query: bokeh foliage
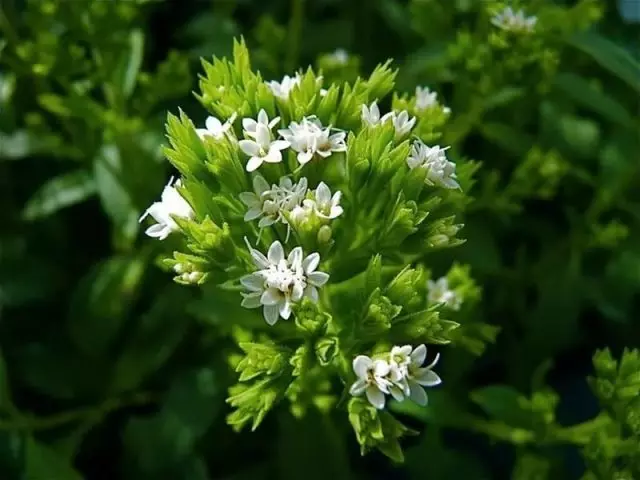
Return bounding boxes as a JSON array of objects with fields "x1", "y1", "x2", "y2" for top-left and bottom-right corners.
[{"x1": 0, "y1": 0, "x2": 638, "y2": 478}]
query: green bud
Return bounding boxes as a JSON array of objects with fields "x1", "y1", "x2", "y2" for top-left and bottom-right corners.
[
  {"x1": 361, "y1": 289, "x2": 401, "y2": 337},
  {"x1": 317, "y1": 225, "x2": 333, "y2": 245},
  {"x1": 315, "y1": 337, "x2": 339, "y2": 366}
]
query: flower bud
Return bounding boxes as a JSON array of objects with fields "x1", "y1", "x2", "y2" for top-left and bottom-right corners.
[{"x1": 317, "y1": 225, "x2": 332, "y2": 244}]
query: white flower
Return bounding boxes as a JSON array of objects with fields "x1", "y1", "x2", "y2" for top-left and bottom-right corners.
[
  {"x1": 241, "y1": 240, "x2": 329, "y2": 325},
  {"x1": 266, "y1": 73, "x2": 302, "y2": 100},
  {"x1": 361, "y1": 101, "x2": 383, "y2": 126},
  {"x1": 242, "y1": 109, "x2": 281, "y2": 139},
  {"x1": 415, "y1": 86, "x2": 439, "y2": 112},
  {"x1": 491, "y1": 7, "x2": 537, "y2": 33},
  {"x1": 139, "y1": 177, "x2": 194, "y2": 240},
  {"x1": 407, "y1": 140, "x2": 460, "y2": 189},
  {"x1": 303, "y1": 182, "x2": 343, "y2": 220},
  {"x1": 278, "y1": 117, "x2": 346, "y2": 166},
  {"x1": 386, "y1": 110, "x2": 416, "y2": 139},
  {"x1": 389, "y1": 344, "x2": 442, "y2": 406},
  {"x1": 427, "y1": 276, "x2": 462, "y2": 311},
  {"x1": 349, "y1": 356, "x2": 393, "y2": 409},
  {"x1": 196, "y1": 113, "x2": 237, "y2": 140},
  {"x1": 239, "y1": 112, "x2": 290, "y2": 172},
  {"x1": 329, "y1": 48, "x2": 349, "y2": 64}
]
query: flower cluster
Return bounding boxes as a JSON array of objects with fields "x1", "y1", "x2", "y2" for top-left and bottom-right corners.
[
  {"x1": 427, "y1": 276, "x2": 463, "y2": 311},
  {"x1": 140, "y1": 40, "x2": 479, "y2": 461},
  {"x1": 491, "y1": 6, "x2": 538, "y2": 33},
  {"x1": 350, "y1": 344, "x2": 441, "y2": 409},
  {"x1": 414, "y1": 86, "x2": 451, "y2": 115}
]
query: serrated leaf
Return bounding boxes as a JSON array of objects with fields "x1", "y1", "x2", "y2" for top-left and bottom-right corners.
[{"x1": 23, "y1": 170, "x2": 96, "y2": 220}]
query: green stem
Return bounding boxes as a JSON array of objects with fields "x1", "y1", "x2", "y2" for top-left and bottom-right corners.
[
  {"x1": 0, "y1": 391, "x2": 156, "y2": 431},
  {"x1": 285, "y1": 0, "x2": 305, "y2": 72}
]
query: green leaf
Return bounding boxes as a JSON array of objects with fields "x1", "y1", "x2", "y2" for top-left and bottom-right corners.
[
  {"x1": 567, "y1": 32, "x2": 640, "y2": 93},
  {"x1": 553, "y1": 73, "x2": 635, "y2": 128},
  {"x1": 24, "y1": 438, "x2": 83, "y2": 480},
  {"x1": 479, "y1": 123, "x2": 533, "y2": 156},
  {"x1": 93, "y1": 144, "x2": 140, "y2": 244},
  {"x1": 470, "y1": 385, "x2": 531, "y2": 427},
  {"x1": 120, "y1": 29, "x2": 145, "y2": 98},
  {"x1": 23, "y1": 170, "x2": 96, "y2": 220},
  {"x1": 67, "y1": 254, "x2": 148, "y2": 357},
  {"x1": 110, "y1": 285, "x2": 191, "y2": 393}
]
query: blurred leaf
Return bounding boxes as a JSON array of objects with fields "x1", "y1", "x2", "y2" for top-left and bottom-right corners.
[
  {"x1": 118, "y1": 29, "x2": 145, "y2": 99},
  {"x1": 471, "y1": 385, "x2": 531, "y2": 427},
  {"x1": 110, "y1": 285, "x2": 191, "y2": 393},
  {"x1": 24, "y1": 438, "x2": 83, "y2": 480},
  {"x1": 0, "y1": 432, "x2": 24, "y2": 478},
  {"x1": 93, "y1": 144, "x2": 140, "y2": 244},
  {"x1": 512, "y1": 451, "x2": 551, "y2": 480},
  {"x1": 482, "y1": 87, "x2": 525, "y2": 111},
  {"x1": 0, "y1": 348, "x2": 15, "y2": 414},
  {"x1": 568, "y1": 32, "x2": 640, "y2": 93},
  {"x1": 0, "y1": 131, "x2": 55, "y2": 161},
  {"x1": 67, "y1": 253, "x2": 148, "y2": 357},
  {"x1": 553, "y1": 73, "x2": 635, "y2": 128},
  {"x1": 479, "y1": 123, "x2": 533, "y2": 156},
  {"x1": 123, "y1": 365, "x2": 219, "y2": 477},
  {"x1": 23, "y1": 170, "x2": 96, "y2": 220}
]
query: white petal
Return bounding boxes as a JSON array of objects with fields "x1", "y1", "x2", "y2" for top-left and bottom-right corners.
[
  {"x1": 239, "y1": 192, "x2": 259, "y2": 207},
  {"x1": 239, "y1": 139, "x2": 261, "y2": 157},
  {"x1": 205, "y1": 116, "x2": 223, "y2": 132},
  {"x1": 353, "y1": 355, "x2": 372, "y2": 378},
  {"x1": 241, "y1": 292, "x2": 262, "y2": 308},
  {"x1": 366, "y1": 386, "x2": 386, "y2": 410},
  {"x1": 315, "y1": 182, "x2": 331, "y2": 205},
  {"x1": 414, "y1": 368, "x2": 442, "y2": 387},
  {"x1": 410, "y1": 344, "x2": 427, "y2": 366},
  {"x1": 244, "y1": 208, "x2": 262, "y2": 221},
  {"x1": 246, "y1": 156, "x2": 263, "y2": 172},
  {"x1": 302, "y1": 253, "x2": 320, "y2": 274},
  {"x1": 279, "y1": 300, "x2": 292, "y2": 320},
  {"x1": 349, "y1": 379, "x2": 367, "y2": 396},
  {"x1": 329, "y1": 205, "x2": 343, "y2": 219},
  {"x1": 304, "y1": 285, "x2": 319, "y2": 302},
  {"x1": 260, "y1": 288, "x2": 281, "y2": 306},
  {"x1": 264, "y1": 148, "x2": 283, "y2": 164},
  {"x1": 145, "y1": 223, "x2": 170, "y2": 239},
  {"x1": 373, "y1": 360, "x2": 390, "y2": 377},
  {"x1": 291, "y1": 281, "x2": 304, "y2": 302},
  {"x1": 270, "y1": 140, "x2": 290, "y2": 151},
  {"x1": 240, "y1": 274, "x2": 264, "y2": 292},
  {"x1": 389, "y1": 385, "x2": 405, "y2": 402},
  {"x1": 288, "y1": 247, "x2": 303, "y2": 267},
  {"x1": 425, "y1": 352, "x2": 441, "y2": 370},
  {"x1": 257, "y1": 109, "x2": 268, "y2": 125},
  {"x1": 409, "y1": 381, "x2": 428, "y2": 406},
  {"x1": 253, "y1": 174, "x2": 270, "y2": 194},
  {"x1": 267, "y1": 241, "x2": 284, "y2": 264},
  {"x1": 263, "y1": 304, "x2": 279, "y2": 325},
  {"x1": 307, "y1": 271, "x2": 329, "y2": 287},
  {"x1": 297, "y1": 151, "x2": 314, "y2": 165}
]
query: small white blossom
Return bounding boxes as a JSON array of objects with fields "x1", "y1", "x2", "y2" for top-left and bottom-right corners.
[
  {"x1": 329, "y1": 48, "x2": 349, "y2": 64},
  {"x1": 242, "y1": 109, "x2": 281, "y2": 139},
  {"x1": 349, "y1": 356, "x2": 392, "y2": 410},
  {"x1": 303, "y1": 182, "x2": 343, "y2": 220},
  {"x1": 241, "y1": 240, "x2": 329, "y2": 325},
  {"x1": 139, "y1": 177, "x2": 194, "y2": 240},
  {"x1": 491, "y1": 7, "x2": 537, "y2": 33},
  {"x1": 239, "y1": 112, "x2": 290, "y2": 172},
  {"x1": 361, "y1": 101, "x2": 383, "y2": 126},
  {"x1": 407, "y1": 140, "x2": 460, "y2": 189},
  {"x1": 427, "y1": 277, "x2": 462, "y2": 311},
  {"x1": 278, "y1": 117, "x2": 346, "y2": 166},
  {"x1": 196, "y1": 113, "x2": 237, "y2": 140},
  {"x1": 386, "y1": 110, "x2": 416, "y2": 139},
  {"x1": 266, "y1": 73, "x2": 302, "y2": 100},
  {"x1": 388, "y1": 344, "x2": 442, "y2": 406},
  {"x1": 239, "y1": 175, "x2": 308, "y2": 230},
  {"x1": 415, "y1": 86, "x2": 439, "y2": 111}
]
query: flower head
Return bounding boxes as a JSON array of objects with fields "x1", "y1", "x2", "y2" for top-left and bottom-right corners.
[
  {"x1": 349, "y1": 356, "x2": 392, "y2": 409},
  {"x1": 385, "y1": 110, "x2": 416, "y2": 139},
  {"x1": 196, "y1": 113, "x2": 237, "y2": 140},
  {"x1": 389, "y1": 344, "x2": 441, "y2": 406},
  {"x1": 266, "y1": 73, "x2": 302, "y2": 100},
  {"x1": 241, "y1": 240, "x2": 329, "y2": 325},
  {"x1": 427, "y1": 276, "x2": 462, "y2": 310},
  {"x1": 329, "y1": 48, "x2": 349, "y2": 64},
  {"x1": 491, "y1": 7, "x2": 537, "y2": 33},
  {"x1": 407, "y1": 140, "x2": 459, "y2": 189},
  {"x1": 303, "y1": 182, "x2": 343, "y2": 220},
  {"x1": 361, "y1": 101, "x2": 383, "y2": 126},
  {"x1": 239, "y1": 111, "x2": 290, "y2": 172},
  {"x1": 139, "y1": 177, "x2": 194, "y2": 240},
  {"x1": 278, "y1": 117, "x2": 346, "y2": 166}
]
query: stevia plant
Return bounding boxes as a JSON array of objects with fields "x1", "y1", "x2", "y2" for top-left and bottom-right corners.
[{"x1": 140, "y1": 39, "x2": 495, "y2": 461}]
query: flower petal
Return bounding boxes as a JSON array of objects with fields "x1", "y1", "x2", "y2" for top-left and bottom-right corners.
[
  {"x1": 373, "y1": 359, "x2": 390, "y2": 377},
  {"x1": 239, "y1": 139, "x2": 260, "y2": 157},
  {"x1": 389, "y1": 385, "x2": 405, "y2": 402},
  {"x1": 280, "y1": 300, "x2": 292, "y2": 320},
  {"x1": 241, "y1": 293, "x2": 262, "y2": 308},
  {"x1": 260, "y1": 288, "x2": 281, "y2": 306},
  {"x1": 315, "y1": 182, "x2": 331, "y2": 205},
  {"x1": 240, "y1": 273, "x2": 264, "y2": 292},
  {"x1": 409, "y1": 381, "x2": 428, "y2": 406},
  {"x1": 264, "y1": 149, "x2": 282, "y2": 164},
  {"x1": 205, "y1": 116, "x2": 222, "y2": 133},
  {"x1": 267, "y1": 241, "x2": 284, "y2": 264},
  {"x1": 353, "y1": 355, "x2": 372, "y2": 378},
  {"x1": 246, "y1": 156, "x2": 263, "y2": 172},
  {"x1": 302, "y1": 252, "x2": 320, "y2": 273},
  {"x1": 253, "y1": 174, "x2": 270, "y2": 194},
  {"x1": 239, "y1": 192, "x2": 259, "y2": 207},
  {"x1": 410, "y1": 344, "x2": 427, "y2": 366},
  {"x1": 304, "y1": 285, "x2": 319, "y2": 302},
  {"x1": 414, "y1": 368, "x2": 442, "y2": 387},
  {"x1": 349, "y1": 379, "x2": 367, "y2": 396},
  {"x1": 244, "y1": 208, "x2": 262, "y2": 221},
  {"x1": 263, "y1": 304, "x2": 279, "y2": 325},
  {"x1": 365, "y1": 386, "x2": 386, "y2": 410},
  {"x1": 307, "y1": 271, "x2": 329, "y2": 287},
  {"x1": 271, "y1": 140, "x2": 290, "y2": 151}
]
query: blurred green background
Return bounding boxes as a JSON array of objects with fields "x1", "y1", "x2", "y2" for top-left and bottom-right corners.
[{"x1": 0, "y1": 0, "x2": 638, "y2": 479}]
